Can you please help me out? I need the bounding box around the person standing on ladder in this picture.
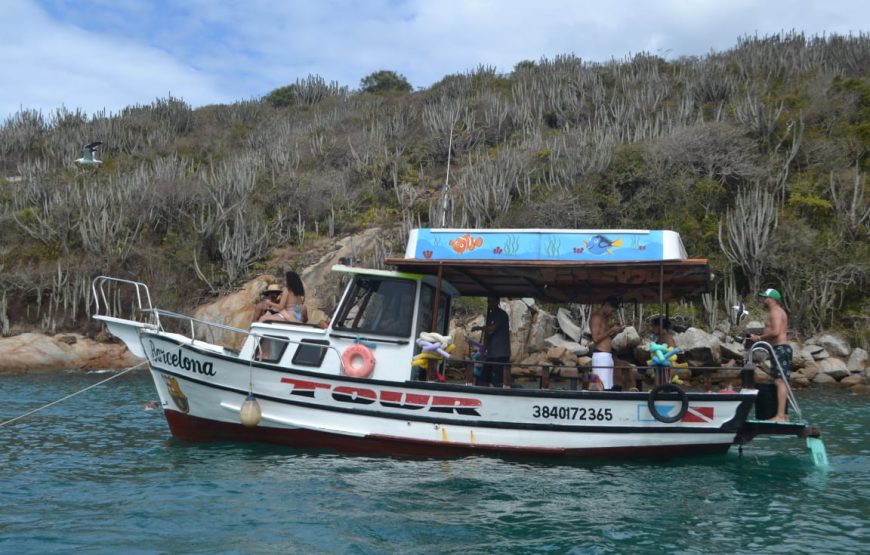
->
[751,288,792,422]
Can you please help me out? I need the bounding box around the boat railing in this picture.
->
[92,276,346,368]
[445,357,757,392]
[148,308,250,348]
[92,276,159,327]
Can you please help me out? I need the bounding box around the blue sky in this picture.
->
[2,0,868,121]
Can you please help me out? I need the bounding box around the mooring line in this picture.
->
[0,347,169,428]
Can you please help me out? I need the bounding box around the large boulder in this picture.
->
[840,374,866,387]
[612,326,641,356]
[675,327,721,366]
[556,308,584,342]
[819,358,850,380]
[799,360,821,380]
[813,372,837,385]
[0,332,142,373]
[503,299,556,358]
[847,348,868,372]
[809,333,851,357]
[518,351,548,365]
[792,346,815,369]
[546,346,567,362]
[193,276,271,336]
[524,308,556,354]
[544,334,589,355]
[559,349,580,366]
[792,375,811,387]
[515,352,550,376]
[634,342,652,365]
[807,346,830,360]
[720,340,746,362]
[450,327,470,361]
[505,299,531,329]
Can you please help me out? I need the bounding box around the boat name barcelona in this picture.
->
[150,340,216,376]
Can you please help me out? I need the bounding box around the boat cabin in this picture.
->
[243,266,458,383]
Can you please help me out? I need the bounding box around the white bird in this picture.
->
[731,303,749,324]
[75,141,103,165]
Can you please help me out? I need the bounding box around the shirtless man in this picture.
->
[589,297,625,391]
[750,288,791,422]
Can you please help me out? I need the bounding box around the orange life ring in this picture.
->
[341,344,376,377]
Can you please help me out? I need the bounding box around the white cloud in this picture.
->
[2,0,868,121]
[1,0,227,120]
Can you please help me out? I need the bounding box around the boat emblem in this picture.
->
[163,375,190,414]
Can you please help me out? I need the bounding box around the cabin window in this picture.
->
[255,335,289,363]
[334,277,416,337]
[292,339,329,367]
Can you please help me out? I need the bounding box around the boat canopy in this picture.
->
[384,229,711,304]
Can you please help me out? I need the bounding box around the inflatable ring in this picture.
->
[341,344,376,378]
[647,384,689,424]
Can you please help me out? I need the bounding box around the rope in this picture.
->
[0,352,163,428]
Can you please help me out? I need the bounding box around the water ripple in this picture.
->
[1,375,868,554]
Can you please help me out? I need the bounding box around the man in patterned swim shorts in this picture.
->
[751,288,791,422]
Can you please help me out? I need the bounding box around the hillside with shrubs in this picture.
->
[0,32,867,345]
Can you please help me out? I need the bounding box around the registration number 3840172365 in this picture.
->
[531,405,613,421]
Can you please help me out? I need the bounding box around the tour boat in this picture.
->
[93,229,822,460]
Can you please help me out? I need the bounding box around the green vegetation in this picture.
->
[360,70,413,93]
[0,33,867,344]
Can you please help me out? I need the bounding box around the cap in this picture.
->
[759,288,781,301]
[263,284,282,295]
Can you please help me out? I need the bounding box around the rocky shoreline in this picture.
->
[0,332,143,375]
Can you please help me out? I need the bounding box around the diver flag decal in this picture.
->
[681,406,714,423]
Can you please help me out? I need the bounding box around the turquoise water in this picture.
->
[1,372,868,554]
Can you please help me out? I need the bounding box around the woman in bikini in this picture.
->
[259,271,308,324]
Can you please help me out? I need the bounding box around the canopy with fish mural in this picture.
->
[385,229,710,304]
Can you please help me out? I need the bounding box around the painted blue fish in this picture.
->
[584,235,623,255]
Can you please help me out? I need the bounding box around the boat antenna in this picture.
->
[439,119,455,228]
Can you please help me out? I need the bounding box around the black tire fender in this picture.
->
[647,384,689,424]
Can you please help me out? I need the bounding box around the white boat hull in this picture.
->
[143,331,755,459]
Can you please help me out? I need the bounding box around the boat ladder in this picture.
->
[750,341,828,466]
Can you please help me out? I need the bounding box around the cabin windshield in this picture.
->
[334,276,416,337]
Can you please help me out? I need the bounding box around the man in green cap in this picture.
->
[751,288,791,422]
